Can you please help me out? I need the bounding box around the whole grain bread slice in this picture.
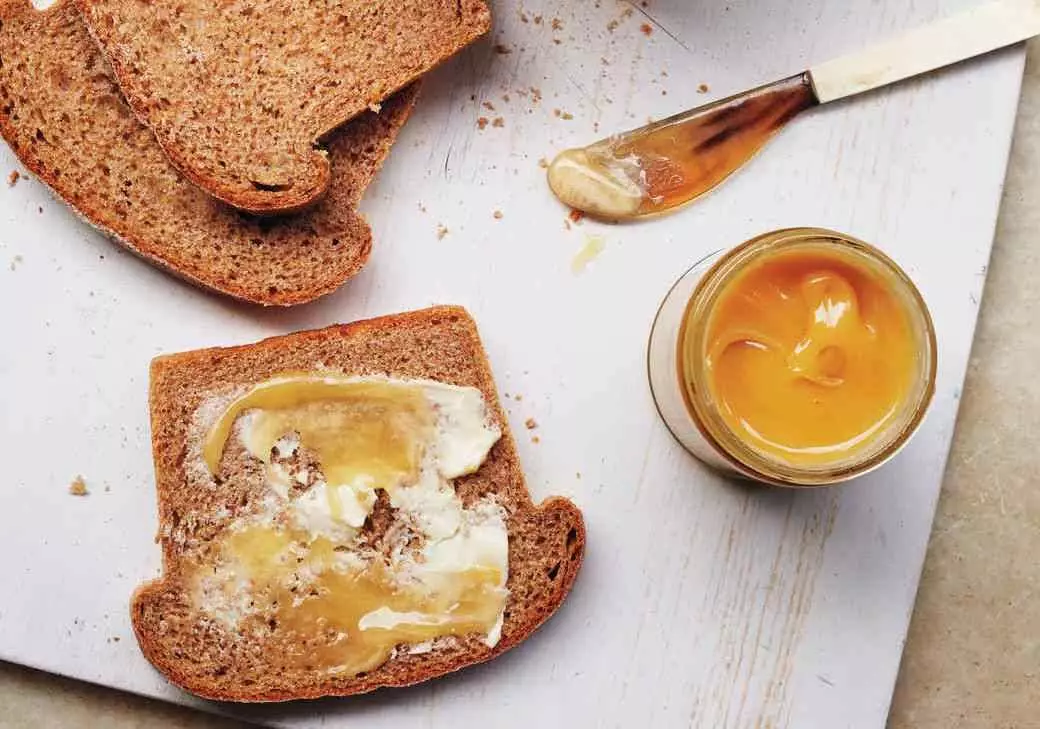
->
[135,305,586,702]
[74,0,491,214]
[0,0,417,306]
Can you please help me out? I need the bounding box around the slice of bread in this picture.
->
[74,0,491,214]
[135,306,586,701]
[0,0,417,306]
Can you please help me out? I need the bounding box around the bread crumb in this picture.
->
[482,101,496,111]
[418,202,427,213]
[640,23,653,36]
[532,435,541,444]
[569,209,586,224]
[7,170,19,187]
[477,117,489,130]
[494,44,513,55]
[538,157,549,169]
[492,117,505,128]
[69,476,89,496]
[560,111,574,121]
[607,19,620,32]
[530,87,542,103]
[368,102,383,113]
[514,394,523,402]
[520,11,529,22]
[525,418,538,430]
[534,14,543,25]
[571,235,606,274]
[436,224,449,240]
[551,17,563,31]
[697,83,710,94]
[493,210,504,220]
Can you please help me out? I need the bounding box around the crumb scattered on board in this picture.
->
[698,83,710,94]
[514,394,523,402]
[532,435,541,444]
[494,43,513,55]
[641,23,653,36]
[436,224,449,240]
[477,117,489,130]
[493,210,504,220]
[492,117,505,128]
[569,209,586,224]
[572,236,606,274]
[69,476,89,496]
[7,170,19,187]
[538,157,549,169]
[525,418,538,430]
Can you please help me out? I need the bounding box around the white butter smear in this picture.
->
[203,376,509,651]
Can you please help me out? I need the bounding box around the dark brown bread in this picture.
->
[75,0,491,213]
[0,0,417,306]
[135,306,586,701]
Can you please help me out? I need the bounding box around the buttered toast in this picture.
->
[134,306,585,701]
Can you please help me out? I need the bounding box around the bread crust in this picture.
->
[74,0,491,214]
[135,306,586,701]
[0,0,417,306]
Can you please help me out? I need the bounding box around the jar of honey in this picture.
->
[648,228,936,487]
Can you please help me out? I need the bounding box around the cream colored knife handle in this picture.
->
[810,0,1040,103]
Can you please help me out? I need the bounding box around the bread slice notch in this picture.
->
[136,305,586,702]
[74,0,491,214]
[0,0,417,306]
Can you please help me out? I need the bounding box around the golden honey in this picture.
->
[648,229,936,486]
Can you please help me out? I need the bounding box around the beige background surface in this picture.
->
[1,39,1037,729]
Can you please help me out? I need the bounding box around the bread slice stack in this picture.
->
[136,306,586,700]
[0,0,491,305]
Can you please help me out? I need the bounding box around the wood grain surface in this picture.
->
[0,1,1030,727]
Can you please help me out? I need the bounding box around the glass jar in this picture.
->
[647,228,937,487]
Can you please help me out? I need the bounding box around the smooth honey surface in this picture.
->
[701,248,917,466]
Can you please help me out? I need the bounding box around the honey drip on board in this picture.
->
[548,74,818,219]
[701,247,917,466]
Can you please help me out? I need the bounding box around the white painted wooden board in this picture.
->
[0,1,1024,727]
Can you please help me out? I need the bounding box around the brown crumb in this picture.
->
[532,435,541,444]
[640,23,653,36]
[436,224,449,240]
[69,476,89,497]
[553,108,561,118]
[569,209,586,224]
[534,14,543,25]
[493,210,504,220]
[525,418,538,430]
[514,394,523,402]
[530,87,542,103]
[502,93,511,103]
[7,170,19,187]
[607,19,619,32]
[697,83,710,94]
[492,117,505,128]
[477,117,489,130]
[551,17,563,31]
[560,111,574,121]
[494,43,513,55]
[482,101,496,111]
[538,157,549,169]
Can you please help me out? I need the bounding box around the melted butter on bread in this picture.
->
[193,375,508,676]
